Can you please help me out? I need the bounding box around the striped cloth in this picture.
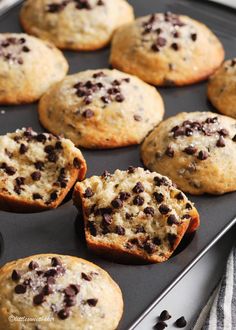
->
[193,246,236,330]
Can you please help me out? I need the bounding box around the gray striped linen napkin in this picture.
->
[193,246,236,330]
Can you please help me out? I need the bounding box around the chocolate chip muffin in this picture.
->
[0,254,123,330]
[0,33,68,104]
[73,167,200,263]
[110,12,224,86]
[0,128,87,212]
[208,58,236,119]
[38,69,164,149]
[20,0,134,50]
[141,112,236,195]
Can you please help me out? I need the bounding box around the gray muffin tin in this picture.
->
[0,1,236,329]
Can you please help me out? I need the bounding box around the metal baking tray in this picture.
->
[0,1,236,329]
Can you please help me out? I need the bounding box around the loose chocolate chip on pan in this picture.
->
[15,284,26,294]
[154,321,167,330]
[175,316,187,328]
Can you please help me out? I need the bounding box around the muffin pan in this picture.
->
[0,1,236,329]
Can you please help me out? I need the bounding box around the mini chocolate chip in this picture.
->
[216,136,226,147]
[32,193,42,200]
[29,261,39,270]
[51,257,62,267]
[184,145,197,155]
[144,207,154,216]
[58,308,70,320]
[102,213,112,226]
[168,233,177,247]
[111,198,123,208]
[44,145,54,154]
[135,225,146,233]
[47,277,56,285]
[126,212,132,220]
[33,293,45,305]
[198,150,208,160]
[12,270,21,281]
[64,285,78,296]
[101,96,111,104]
[81,272,92,281]
[176,192,184,200]
[154,192,164,203]
[218,128,229,137]
[171,42,179,51]
[119,191,131,201]
[167,214,178,225]
[64,295,76,307]
[151,44,160,52]
[87,298,98,307]
[156,37,167,47]
[144,241,156,254]
[31,171,41,181]
[84,187,94,198]
[191,33,197,41]
[185,202,192,209]
[15,284,26,294]
[44,268,57,277]
[93,71,105,78]
[154,321,167,330]
[159,204,171,214]
[233,134,236,142]
[43,284,53,295]
[134,115,142,121]
[55,141,63,150]
[50,191,58,201]
[133,195,144,206]
[165,146,174,158]
[5,166,16,175]
[88,221,97,236]
[175,316,187,328]
[14,185,21,195]
[132,182,144,193]
[115,94,125,102]
[19,143,28,154]
[82,109,94,118]
[34,161,44,170]
[15,177,25,186]
[73,157,81,169]
[47,152,58,163]
[116,225,125,235]
[127,166,135,174]
[153,237,161,245]
[36,133,46,143]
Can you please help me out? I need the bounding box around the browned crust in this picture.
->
[0,154,87,213]
[110,56,224,87]
[187,209,200,233]
[73,183,191,264]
